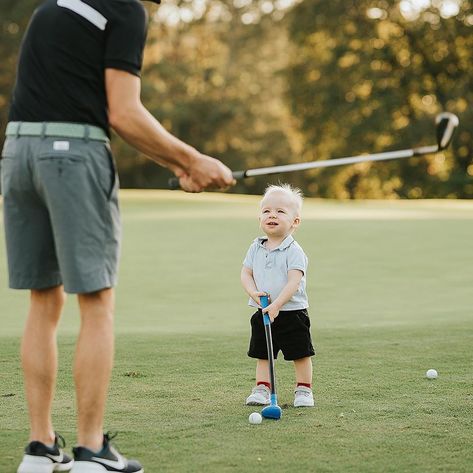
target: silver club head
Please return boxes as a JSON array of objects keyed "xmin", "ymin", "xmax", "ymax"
[{"xmin": 435, "ymin": 112, "xmax": 459, "ymax": 150}]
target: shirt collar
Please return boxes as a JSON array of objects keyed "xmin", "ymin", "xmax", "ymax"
[{"xmin": 257, "ymin": 234, "xmax": 294, "ymax": 251}]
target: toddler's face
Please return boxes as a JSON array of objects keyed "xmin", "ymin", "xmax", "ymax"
[{"xmin": 259, "ymin": 191, "xmax": 300, "ymax": 238}]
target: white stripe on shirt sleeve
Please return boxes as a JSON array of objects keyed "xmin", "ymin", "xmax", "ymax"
[{"xmin": 57, "ymin": 0, "xmax": 108, "ymax": 30}]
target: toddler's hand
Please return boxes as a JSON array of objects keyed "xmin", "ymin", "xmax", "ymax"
[
  {"xmin": 250, "ymin": 291, "xmax": 267, "ymax": 307},
  {"xmin": 263, "ymin": 303, "xmax": 280, "ymax": 322}
]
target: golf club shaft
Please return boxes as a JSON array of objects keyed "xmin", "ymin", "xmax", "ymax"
[
  {"xmin": 264, "ymin": 324, "xmax": 276, "ymax": 395},
  {"xmin": 235, "ymin": 145, "xmax": 438, "ymax": 179},
  {"xmin": 260, "ymin": 295, "xmax": 277, "ymax": 397},
  {"xmin": 168, "ymin": 145, "xmax": 438, "ymax": 189}
]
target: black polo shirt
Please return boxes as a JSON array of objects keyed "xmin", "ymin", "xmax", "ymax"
[{"xmin": 8, "ymin": 0, "xmax": 148, "ymax": 133}]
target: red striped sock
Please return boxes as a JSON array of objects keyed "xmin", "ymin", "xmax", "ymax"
[
  {"xmin": 257, "ymin": 381, "xmax": 271, "ymax": 389},
  {"xmin": 297, "ymin": 382, "xmax": 312, "ymax": 389}
]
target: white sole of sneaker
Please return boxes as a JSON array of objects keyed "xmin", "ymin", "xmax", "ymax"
[
  {"xmin": 294, "ymin": 401, "xmax": 315, "ymax": 407},
  {"xmin": 55, "ymin": 463, "xmax": 75, "ymax": 472},
  {"xmin": 18, "ymin": 455, "xmax": 72, "ymax": 473},
  {"xmin": 71, "ymin": 462, "xmax": 143, "ymax": 473},
  {"xmin": 246, "ymin": 401, "xmax": 270, "ymax": 406}
]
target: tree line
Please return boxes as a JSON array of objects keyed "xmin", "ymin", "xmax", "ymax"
[{"xmin": 1, "ymin": 0, "xmax": 471, "ymax": 198}]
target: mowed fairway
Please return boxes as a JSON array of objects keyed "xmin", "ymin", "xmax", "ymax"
[{"xmin": 1, "ymin": 191, "xmax": 472, "ymax": 473}]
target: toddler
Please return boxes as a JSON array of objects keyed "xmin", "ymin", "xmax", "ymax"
[{"xmin": 241, "ymin": 184, "xmax": 315, "ymax": 407}]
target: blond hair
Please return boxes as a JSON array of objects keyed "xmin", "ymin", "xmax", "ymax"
[{"xmin": 261, "ymin": 183, "xmax": 303, "ymax": 216}]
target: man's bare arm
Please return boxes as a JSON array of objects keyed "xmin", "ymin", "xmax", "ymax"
[{"xmin": 105, "ymin": 68, "xmax": 234, "ymax": 192}]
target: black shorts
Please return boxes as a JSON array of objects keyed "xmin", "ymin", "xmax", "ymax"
[{"xmin": 247, "ymin": 308, "xmax": 315, "ymax": 361}]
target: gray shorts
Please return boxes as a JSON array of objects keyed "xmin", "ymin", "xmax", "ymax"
[{"xmin": 1, "ymin": 135, "xmax": 121, "ymax": 293}]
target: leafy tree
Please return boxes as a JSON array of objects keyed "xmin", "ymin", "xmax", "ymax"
[
  {"xmin": 2, "ymin": 1, "xmax": 471, "ymax": 198},
  {"xmin": 286, "ymin": 0, "xmax": 472, "ymax": 198}
]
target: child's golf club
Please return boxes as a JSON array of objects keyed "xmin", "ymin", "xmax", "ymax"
[{"xmin": 260, "ymin": 294, "xmax": 282, "ymax": 420}]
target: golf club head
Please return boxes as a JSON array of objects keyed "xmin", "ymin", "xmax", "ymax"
[
  {"xmin": 261, "ymin": 404, "xmax": 282, "ymax": 420},
  {"xmin": 435, "ymin": 112, "xmax": 459, "ymax": 150}
]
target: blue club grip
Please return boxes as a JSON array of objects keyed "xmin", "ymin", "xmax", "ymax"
[{"xmin": 260, "ymin": 294, "xmax": 271, "ymax": 326}]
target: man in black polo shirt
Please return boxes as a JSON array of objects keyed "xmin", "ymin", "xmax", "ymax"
[{"xmin": 2, "ymin": 1, "xmax": 234, "ymax": 472}]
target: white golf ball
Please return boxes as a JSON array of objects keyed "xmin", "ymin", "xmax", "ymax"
[
  {"xmin": 249, "ymin": 412, "xmax": 262, "ymax": 424},
  {"xmin": 426, "ymin": 369, "xmax": 438, "ymax": 379}
]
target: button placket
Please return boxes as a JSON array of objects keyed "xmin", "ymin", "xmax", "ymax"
[{"xmin": 265, "ymin": 249, "xmax": 272, "ymax": 269}]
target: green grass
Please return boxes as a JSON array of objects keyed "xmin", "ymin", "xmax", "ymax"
[{"xmin": 1, "ymin": 191, "xmax": 472, "ymax": 472}]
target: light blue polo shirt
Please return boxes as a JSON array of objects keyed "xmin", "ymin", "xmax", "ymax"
[{"xmin": 243, "ymin": 234, "xmax": 309, "ymax": 310}]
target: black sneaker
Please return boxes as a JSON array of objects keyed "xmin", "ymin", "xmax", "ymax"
[
  {"xmin": 71, "ymin": 432, "xmax": 143, "ymax": 472},
  {"xmin": 17, "ymin": 432, "xmax": 74, "ymax": 473}
]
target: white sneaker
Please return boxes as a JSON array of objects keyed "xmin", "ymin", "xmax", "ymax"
[
  {"xmin": 17, "ymin": 433, "xmax": 73, "ymax": 473},
  {"xmin": 245, "ymin": 385, "xmax": 270, "ymax": 405},
  {"xmin": 294, "ymin": 386, "xmax": 314, "ymax": 407}
]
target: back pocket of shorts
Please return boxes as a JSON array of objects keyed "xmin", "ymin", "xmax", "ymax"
[
  {"xmin": 37, "ymin": 154, "xmax": 86, "ymax": 195},
  {"xmin": 37, "ymin": 153, "xmax": 84, "ymax": 169}
]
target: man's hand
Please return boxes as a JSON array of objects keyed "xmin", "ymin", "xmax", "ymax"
[
  {"xmin": 248, "ymin": 291, "xmax": 267, "ymax": 307},
  {"xmin": 177, "ymin": 154, "xmax": 235, "ymax": 193}
]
